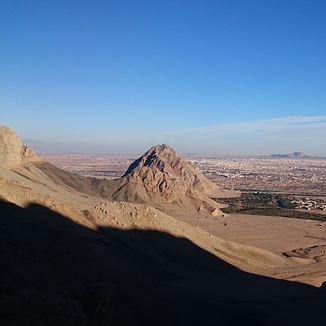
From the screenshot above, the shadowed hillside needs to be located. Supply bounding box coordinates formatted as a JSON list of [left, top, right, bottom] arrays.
[[1, 199, 326, 325]]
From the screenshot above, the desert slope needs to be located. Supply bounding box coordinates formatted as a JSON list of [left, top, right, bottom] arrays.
[[2, 199, 326, 325]]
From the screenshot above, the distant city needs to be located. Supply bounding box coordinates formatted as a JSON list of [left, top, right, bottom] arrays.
[[194, 156, 326, 196]]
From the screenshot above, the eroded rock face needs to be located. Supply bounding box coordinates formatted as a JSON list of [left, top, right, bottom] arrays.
[[123, 144, 223, 202], [0, 126, 38, 167]]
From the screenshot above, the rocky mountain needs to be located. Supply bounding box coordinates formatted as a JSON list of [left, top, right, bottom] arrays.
[[108, 144, 237, 216], [123, 144, 225, 198]]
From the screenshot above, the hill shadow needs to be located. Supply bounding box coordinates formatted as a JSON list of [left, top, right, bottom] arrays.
[[1, 199, 326, 325]]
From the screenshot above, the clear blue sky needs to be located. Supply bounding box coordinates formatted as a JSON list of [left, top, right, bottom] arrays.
[[1, 0, 326, 155]]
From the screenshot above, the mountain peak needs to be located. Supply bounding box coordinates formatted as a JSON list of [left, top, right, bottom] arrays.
[[119, 144, 230, 213], [149, 143, 173, 152], [123, 144, 180, 176]]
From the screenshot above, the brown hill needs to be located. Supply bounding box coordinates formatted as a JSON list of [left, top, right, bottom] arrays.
[[123, 144, 232, 198]]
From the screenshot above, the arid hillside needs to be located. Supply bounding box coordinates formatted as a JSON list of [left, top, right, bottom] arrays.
[[1, 125, 326, 325]]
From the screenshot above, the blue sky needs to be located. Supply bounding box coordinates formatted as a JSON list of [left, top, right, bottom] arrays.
[[1, 0, 326, 155]]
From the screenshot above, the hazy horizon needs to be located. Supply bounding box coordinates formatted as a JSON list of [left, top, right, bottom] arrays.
[[23, 127, 325, 158], [2, 1, 326, 156]]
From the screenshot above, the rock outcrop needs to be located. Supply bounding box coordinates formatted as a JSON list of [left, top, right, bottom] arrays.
[[0, 126, 40, 167], [123, 144, 233, 198]]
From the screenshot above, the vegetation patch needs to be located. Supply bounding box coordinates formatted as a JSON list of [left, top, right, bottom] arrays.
[[215, 192, 326, 221]]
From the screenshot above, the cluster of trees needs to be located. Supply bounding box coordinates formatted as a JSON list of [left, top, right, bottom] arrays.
[[215, 192, 325, 221], [275, 194, 296, 209]]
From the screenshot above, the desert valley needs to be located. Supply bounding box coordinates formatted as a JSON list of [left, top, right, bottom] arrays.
[[1, 125, 326, 325]]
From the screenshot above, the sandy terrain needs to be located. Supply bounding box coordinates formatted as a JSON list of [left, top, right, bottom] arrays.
[[170, 211, 326, 286], [178, 213, 326, 255]]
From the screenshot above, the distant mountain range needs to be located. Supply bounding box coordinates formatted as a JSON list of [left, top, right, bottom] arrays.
[[256, 152, 325, 159], [186, 151, 326, 159], [270, 152, 309, 158]]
